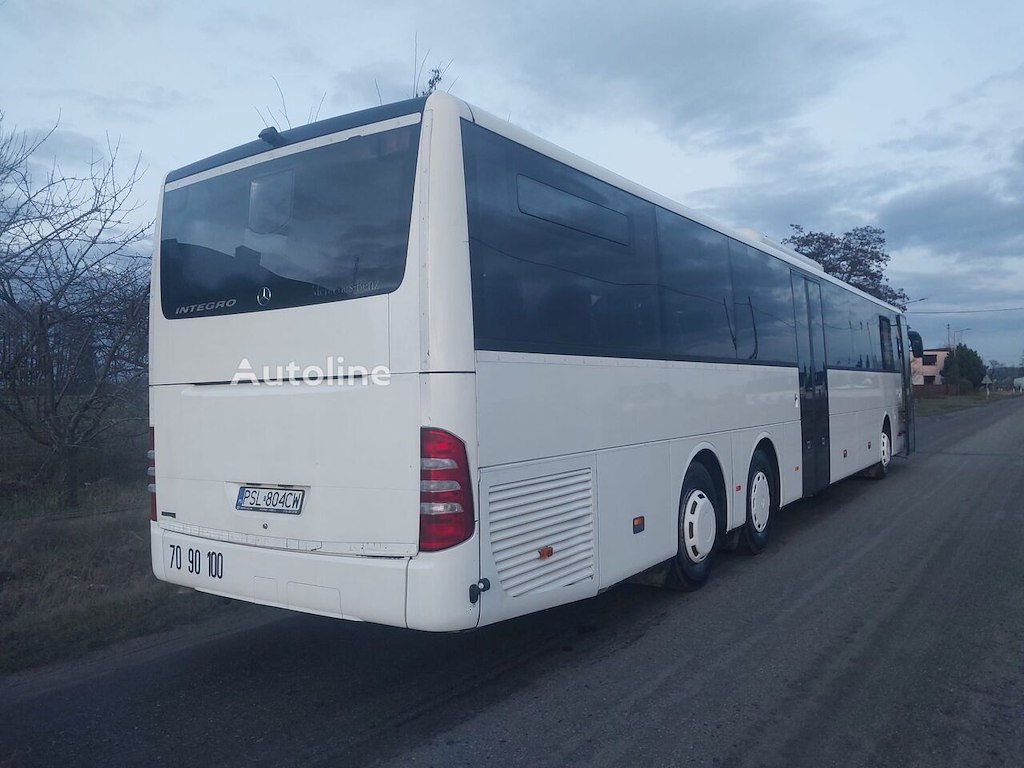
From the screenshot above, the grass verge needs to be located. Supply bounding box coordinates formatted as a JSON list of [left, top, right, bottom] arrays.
[[914, 392, 1019, 418], [0, 486, 238, 673]]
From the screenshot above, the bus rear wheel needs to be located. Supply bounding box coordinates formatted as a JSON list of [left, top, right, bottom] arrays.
[[669, 463, 721, 590], [740, 450, 777, 555]]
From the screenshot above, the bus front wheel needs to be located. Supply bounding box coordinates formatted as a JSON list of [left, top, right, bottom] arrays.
[[669, 463, 721, 590], [740, 450, 777, 555], [865, 424, 891, 480]]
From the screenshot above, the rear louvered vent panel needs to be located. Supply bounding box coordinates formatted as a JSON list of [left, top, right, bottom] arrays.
[[489, 468, 594, 598]]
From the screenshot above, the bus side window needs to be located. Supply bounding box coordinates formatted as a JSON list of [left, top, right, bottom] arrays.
[[879, 316, 895, 371], [538, 285, 594, 348], [478, 271, 527, 342], [593, 285, 659, 353]]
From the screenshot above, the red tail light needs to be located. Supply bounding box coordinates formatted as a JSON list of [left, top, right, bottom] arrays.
[[419, 427, 474, 551], [148, 427, 157, 521]]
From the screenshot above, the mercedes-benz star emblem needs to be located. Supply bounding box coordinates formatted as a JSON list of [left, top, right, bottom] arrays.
[[256, 287, 272, 306]]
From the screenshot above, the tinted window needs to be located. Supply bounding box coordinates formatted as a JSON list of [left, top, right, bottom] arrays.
[[821, 282, 897, 371], [879, 316, 895, 371], [822, 283, 855, 367], [463, 121, 803, 366], [160, 123, 420, 319], [730, 242, 798, 364], [517, 176, 630, 245], [851, 301, 877, 369], [464, 122, 659, 357], [657, 209, 736, 360]]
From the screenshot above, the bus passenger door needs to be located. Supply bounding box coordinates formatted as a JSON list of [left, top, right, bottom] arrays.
[[896, 315, 916, 455], [792, 274, 831, 495]]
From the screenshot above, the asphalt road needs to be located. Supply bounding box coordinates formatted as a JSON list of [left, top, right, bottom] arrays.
[[2, 398, 1022, 768]]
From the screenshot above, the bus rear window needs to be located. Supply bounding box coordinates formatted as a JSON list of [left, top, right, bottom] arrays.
[[160, 122, 420, 319]]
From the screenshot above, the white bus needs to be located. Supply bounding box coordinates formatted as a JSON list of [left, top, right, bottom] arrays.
[[149, 92, 920, 630]]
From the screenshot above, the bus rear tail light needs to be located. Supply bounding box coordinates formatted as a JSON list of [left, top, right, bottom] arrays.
[[148, 427, 157, 521], [419, 427, 474, 551]]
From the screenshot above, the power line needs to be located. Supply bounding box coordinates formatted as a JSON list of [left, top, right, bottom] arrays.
[[907, 307, 1024, 314]]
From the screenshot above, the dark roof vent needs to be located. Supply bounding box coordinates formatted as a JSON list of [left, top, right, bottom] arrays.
[[258, 126, 286, 147]]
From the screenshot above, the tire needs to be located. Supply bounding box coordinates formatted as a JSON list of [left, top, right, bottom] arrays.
[[739, 450, 777, 555], [721, 528, 741, 552], [866, 425, 891, 480], [668, 463, 721, 590]]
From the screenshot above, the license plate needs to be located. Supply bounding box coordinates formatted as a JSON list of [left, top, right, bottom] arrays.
[[166, 543, 224, 580], [236, 486, 305, 514]]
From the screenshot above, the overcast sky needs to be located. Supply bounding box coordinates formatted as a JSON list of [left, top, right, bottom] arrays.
[[3, 0, 1022, 362]]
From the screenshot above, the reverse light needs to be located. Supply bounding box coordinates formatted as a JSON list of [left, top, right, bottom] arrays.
[[419, 427, 475, 551], [147, 427, 157, 521]]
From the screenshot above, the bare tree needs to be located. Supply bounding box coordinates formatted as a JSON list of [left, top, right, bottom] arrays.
[[416, 60, 454, 97], [412, 36, 455, 97], [0, 112, 151, 505], [254, 77, 327, 131]]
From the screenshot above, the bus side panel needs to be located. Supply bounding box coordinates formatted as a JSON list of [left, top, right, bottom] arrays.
[[595, 443, 673, 589], [782, 419, 805, 506], [151, 523, 409, 625], [477, 454, 601, 627], [827, 369, 902, 481], [390, 94, 476, 377], [475, 355, 799, 605], [406, 372, 481, 631], [596, 434, 742, 589], [475, 357, 797, 469], [402, 96, 482, 631]]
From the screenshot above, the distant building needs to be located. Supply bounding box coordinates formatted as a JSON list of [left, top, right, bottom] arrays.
[[1014, 376, 1024, 392], [912, 347, 951, 386]]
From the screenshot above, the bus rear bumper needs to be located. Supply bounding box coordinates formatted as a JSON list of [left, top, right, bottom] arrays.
[[151, 523, 408, 627]]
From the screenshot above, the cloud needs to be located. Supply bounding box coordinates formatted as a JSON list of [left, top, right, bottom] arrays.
[[928, 63, 1024, 124], [903, 306, 1023, 361], [21, 128, 105, 181], [893, 263, 1023, 305], [879, 177, 1024, 262], [4, 0, 115, 33], [880, 129, 970, 155], [84, 86, 191, 126], [466, 0, 892, 147], [27, 127, 99, 159], [687, 160, 914, 241], [16, 84, 191, 130], [330, 60, 416, 113]]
